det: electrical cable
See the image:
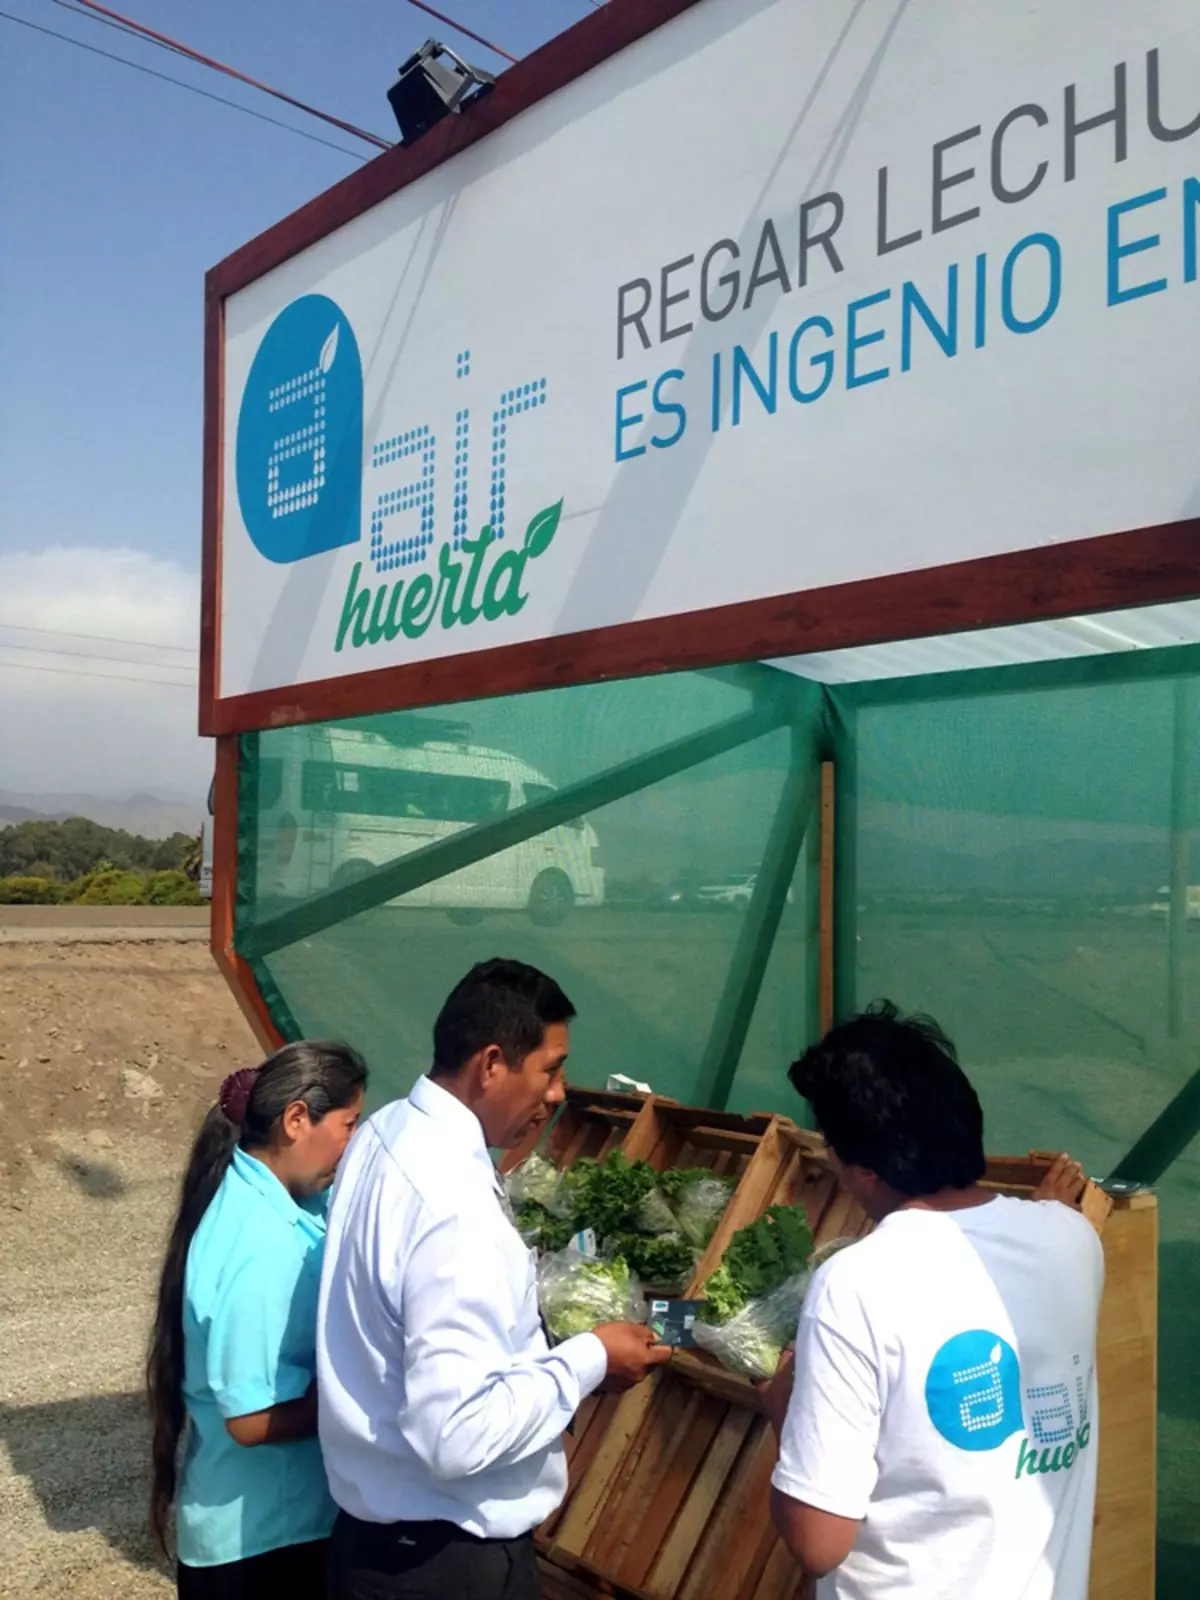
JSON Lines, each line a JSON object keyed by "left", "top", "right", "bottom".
{"left": 0, "top": 637, "right": 198, "bottom": 671}
{"left": 60, "top": 0, "right": 393, "bottom": 147}
{"left": 0, "top": 657, "right": 196, "bottom": 688}
{"left": 403, "top": 1, "right": 520, "bottom": 65}
{"left": 0, "top": 9, "right": 373, "bottom": 160}
{"left": 0, "top": 620, "right": 195, "bottom": 654}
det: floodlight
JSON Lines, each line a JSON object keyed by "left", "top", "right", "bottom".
{"left": 387, "top": 40, "right": 496, "bottom": 147}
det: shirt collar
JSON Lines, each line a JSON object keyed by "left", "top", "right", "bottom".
{"left": 231, "top": 1145, "right": 318, "bottom": 1228}
{"left": 408, "top": 1074, "right": 503, "bottom": 1195}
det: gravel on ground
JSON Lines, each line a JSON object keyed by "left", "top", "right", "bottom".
{"left": 0, "top": 941, "right": 258, "bottom": 1597}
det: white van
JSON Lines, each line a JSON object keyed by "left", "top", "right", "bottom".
{"left": 254, "top": 720, "right": 604, "bottom": 926}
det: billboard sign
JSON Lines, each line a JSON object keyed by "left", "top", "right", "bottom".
{"left": 211, "top": 0, "right": 1200, "bottom": 718}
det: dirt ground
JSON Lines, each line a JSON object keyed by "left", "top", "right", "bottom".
{"left": 0, "top": 940, "right": 258, "bottom": 1597}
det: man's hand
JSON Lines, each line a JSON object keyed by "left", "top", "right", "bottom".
{"left": 1032, "top": 1153, "right": 1086, "bottom": 1208}
{"left": 756, "top": 1348, "right": 795, "bottom": 1440}
{"left": 593, "top": 1322, "right": 673, "bottom": 1390}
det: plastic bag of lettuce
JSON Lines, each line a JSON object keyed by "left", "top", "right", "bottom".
{"left": 504, "top": 1153, "right": 575, "bottom": 1252}
{"left": 691, "top": 1205, "right": 814, "bottom": 1380}
{"left": 538, "top": 1246, "right": 645, "bottom": 1342}
{"left": 659, "top": 1169, "right": 737, "bottom": 1249}
{"left": 516, "top": 1150, "right": 699, "bottom": 1292}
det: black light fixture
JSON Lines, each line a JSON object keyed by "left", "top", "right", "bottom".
{"left": 386, "top": 40, "right": 496, "bottom": 146}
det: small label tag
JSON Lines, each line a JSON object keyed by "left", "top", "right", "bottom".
{"left": 571, "top": 1228, "right": 598, "bottom": 1259}
{"left": 647, "top": 1298, "right": 700, "bottom": 1347}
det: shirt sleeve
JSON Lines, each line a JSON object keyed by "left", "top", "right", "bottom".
{"left": 206, "top": 1246, "right": 317, "bottom": 1420}
{"left": 771, "top": 1266, "right": 883, "bottom": 1520}
{"left": 396, "top": 1208, "right": 607, "bottom": 1482}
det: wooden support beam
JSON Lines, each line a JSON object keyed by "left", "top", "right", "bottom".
{"left": 818, "top": 761, "right": 834, "bottom": 1037}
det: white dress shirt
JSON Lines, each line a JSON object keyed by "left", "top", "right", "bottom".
{"left": 317, "top": 1074, "right": 608, "bottom": 1538}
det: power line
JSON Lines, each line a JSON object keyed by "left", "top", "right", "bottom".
{"left": 0, "top": 620, "right": 196, "bottom": 654}
{"left": 404, "top": 1, "right": 520, "bottom": 65}
{"left": 0, "top": 9, "right": 373, "bottom": 161}
{"left": 0, "top": 657, "right": 196, "bottom": 689}
{"left": 50, "top": 0, "right": 188, "bottom": 56}
{"left": 62, "top": 0, "right": 393, "bottom": 149}
{"left": 0, "top": 637, "right": 198, "bottom": 672}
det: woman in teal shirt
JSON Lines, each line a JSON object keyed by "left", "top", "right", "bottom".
{"left": 147, "top": 1039, "right": 367, "bottom": 1597}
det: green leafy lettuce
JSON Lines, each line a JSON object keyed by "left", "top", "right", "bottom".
{"left": 697, "top": 1205, "right": 813, "bottom": 1325}
{"left": 512, "top": 1201, "right": 574, "bottom": 1253}
{"left": 605, "top": 1230, "right": 697, "bottom": 1289}
{"left": 541, "top": 1254, "right": 635, "bottom": 1341}
{"left": 553, "top": 1151, "right": 660, "bottom": 1241}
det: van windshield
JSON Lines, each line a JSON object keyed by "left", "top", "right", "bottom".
{"left": 301, "top": 760, "right": 510, "bottom": 823}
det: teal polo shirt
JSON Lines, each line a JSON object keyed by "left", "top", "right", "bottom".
{"left": 177, "top": 1148, "right": 336, "bottom": 1567}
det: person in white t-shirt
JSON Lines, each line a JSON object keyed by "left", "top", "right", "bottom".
{"left": 759, "top": 1001, "right": 1104, "bottom": 1600}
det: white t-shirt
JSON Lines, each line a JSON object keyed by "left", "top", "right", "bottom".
{"left": 772, "top": 1197, "right": 1105, "bottom": 1600}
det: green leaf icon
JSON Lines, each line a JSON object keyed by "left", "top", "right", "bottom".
{"left": 524, "top": 498, "right": 563, "bottom": 559}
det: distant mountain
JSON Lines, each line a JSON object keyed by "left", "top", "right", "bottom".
{"left": 0, "top": 790, "right": 204, "bottom": 840}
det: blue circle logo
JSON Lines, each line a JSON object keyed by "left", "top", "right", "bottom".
{"left": 236, "top": 294, "right": 363, "bottom": 565}
{"left": 925, "top": 1330, "right": 1022, "bottom": 1452}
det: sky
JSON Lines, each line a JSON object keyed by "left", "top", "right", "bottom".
{"left": 0, "top": 0, "right": 599, "bottom": 797}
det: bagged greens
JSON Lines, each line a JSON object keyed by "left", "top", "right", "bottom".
{"left": 633, "top": 1186, "right": 680, "bottom": 1236}
{"left": 603, "top": 1229, "right": 696, "bottom": 1293}
{"left": 537, "top": 1247, "right": 644, "bottom": 1342}
{"left": 512, "top": 1203, "right": 574, "bottom": 1253}
{"left": 693, "top": 1205, "right": 815, "bottom": 1379}
{"left": 505, "top": 1152, "right": 561, "bottom": 1209}
{"left": 504, "top": 1154, "right": 574, "bottom": 1251}
{"left": 697, "top": 1204, "right": 813, "bottom": 1324}
{"left": 664, "top": 1174, "right": 737, "bottom": 1250}
{"left": 691, "top": 1270, "right": 811, "bottom": 1380}
{"left": 508, "top": 1150, "right": 732, "bottom": 1296}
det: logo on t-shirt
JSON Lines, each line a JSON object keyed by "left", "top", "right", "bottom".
{"left": 925, "top": 1330, "right": 1094, "bottom": 1479}
{"left": 925, "top": 1329, "right": 1023, "bottom": 1452}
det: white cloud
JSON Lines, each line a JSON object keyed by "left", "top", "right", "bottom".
{"left": 0, "top": 547, "right": 211, "bottom": 797}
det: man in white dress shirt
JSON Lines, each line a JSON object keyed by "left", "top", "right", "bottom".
{"left": 317, "top": 958, "right": 670, "bottom": 1599}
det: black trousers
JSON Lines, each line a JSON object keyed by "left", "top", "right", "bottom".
{"left": 328, "top": 1510, "right": 541, "bottom": 1600}
{"left": 177, "top": 1538, "right": 329, "bottom": 1599}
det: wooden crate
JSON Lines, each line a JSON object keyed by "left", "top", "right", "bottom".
{"left": 511, "top": 1098, "right": 784, "bottom": 1559}
{"left": 500, "top": 1085, "right": 658, "bottom": 1177}
{"left": 527, "top": 1104, "right": 1156, "bottom": 1600}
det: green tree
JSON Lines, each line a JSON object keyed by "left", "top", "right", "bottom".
{"left": 0, "top": 817, "right": 189, "bottom": 880}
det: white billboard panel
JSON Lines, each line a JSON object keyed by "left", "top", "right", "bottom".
{"left": 217, "top": 0, "right": 1200, "bottom": 703}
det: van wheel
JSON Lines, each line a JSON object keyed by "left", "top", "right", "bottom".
{"left": 333, "top": 860, "right": 374, "bottom": 889}
{"left": 529, "top": 870, "right": 573, "bottom": 928}
{"left": 447, "top": 908, "right": 484, "bottom": 925}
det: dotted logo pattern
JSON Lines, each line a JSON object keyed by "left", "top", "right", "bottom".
{"left": 490, "top": 379, "right": 547, "bottom": 540}
{"left": 370, "top": 426, "right": 436, "bottom": 571}
{"left": 924, "top": 1330, "right": 1023, "bottom": 1453}
{"left": 453, "top": 403, "right": 471, "bottom": 551}
{"left": 236, "top": 294, "right": 363, "bottom": 566}
{"left": 266, "top": 367, "right": 327, "bottom": 518}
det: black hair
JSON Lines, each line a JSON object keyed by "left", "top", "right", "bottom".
{"left": 146, "top": 1039, "right": 367, "bottom": 1553}
{"left": 788, "top": 1000, "right": 985, "bottom": 1196}
{"left": 432, "top": 957, "right": 575, "bottom": 1075}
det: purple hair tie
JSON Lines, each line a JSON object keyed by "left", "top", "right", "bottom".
{"left": 218, "top": 1067, "right": 259, "bottom": 1127}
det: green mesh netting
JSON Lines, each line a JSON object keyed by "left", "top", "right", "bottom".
{"left": 231, "top": 646, "right": 1199, "bottom": 1597}
{"left": 234, "top": 665, "right": 822, "bottom": 1117}
{"left": 832, "top": 660, "right": 1200, "bottom": 1596}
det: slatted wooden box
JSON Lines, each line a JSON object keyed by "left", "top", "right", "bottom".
{"left": 503, "top": 1094, "right": 783, "bottom": 1560}
{"left": 512, "top": 1100, "right": 1156, "bottom": 1600}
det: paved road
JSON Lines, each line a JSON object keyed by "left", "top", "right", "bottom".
{"left": 0, "top": 908, "right": 210, "bottom": 945}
